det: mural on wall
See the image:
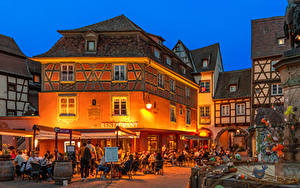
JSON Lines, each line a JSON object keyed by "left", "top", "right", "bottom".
{"left": 255, "top": 106, "right": 285, "bottom": 162}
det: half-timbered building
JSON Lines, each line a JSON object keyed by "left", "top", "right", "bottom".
{"left": 18, "top": 15, "right": 199, "bottom": 154}
{"left": 251, "top": 16, "right": 290, "bottom": 122}
{"left": 173, "top": 41, "right": 223, "bottom": 147}
{"left": 213, "top": 69, "right": 251, "bottom": 151}
{"left": 0, "top": 34, "right": 31, "bottom": 117}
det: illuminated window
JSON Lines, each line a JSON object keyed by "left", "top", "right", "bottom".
{"left": 166, "top": 56, "right": 172, "bottom": 66}
{"left": 87, "top": 40, "right": 96, "bottom": 52}
{"left": 158, "top": 73, "right": 164, "bottom": 88}
{"left": 202, "top": 59, "right": 208, "bottom": 67}
{"left": 236, "top": 103, "right": 245, "bottom": 115}
{"left": 200, "top": 81, "right": 210, "bottom": 93}
{"left": 199, "top": 106, "right": 210, "bottom": 117}
{"left": 59, "top": 97, "right": 76, "bottom": 116}
{"left": 278, "top": 38, "right": 285, "bottom": 45}
{"left": 114, "top": 65, "right": 126, "bottom": 81}
{"left": 221, "top": 104, "right": 230, "bottom": 117}
{"left": 186, "top": 109, "right": 191, "bottom": 125}
{"left": 229, "top": 85, "right": 237, "bottom": 92}
{"left": 154, "top": 48, "right": 160, "bottom": 59}
{"left": 185, "top": 87, "right": 190, "bottom": 97}
{"left": 170, "top": 105, "right": 176, "bottom": 122}
{"left": 272, "top": 84, "right": 283, "bottom": 95}
{"left": 61, "top": 64, "right": 74, "bottom": 81}
{"left": 34, "top": 75, "right": 40, "bottom": 83}
{"left": 170, "top": 79, "right": 175, "bottom": 92}
{"left": 113, "top": 97, "right": 127, "bottom": 115}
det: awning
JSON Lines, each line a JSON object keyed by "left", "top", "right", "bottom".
{"left": 0, "top": 128, "right": 33, "bottom": 137}
{"left": 180, "top": 135, "right": 211, "bottom": 140}
{"left": 35, "top": 125, "right": 81, "bottom": 140}
{"left": 81, "top": 131, "right": 140, "bottom": 139}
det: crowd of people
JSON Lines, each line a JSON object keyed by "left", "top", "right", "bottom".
{"left": 2, "top": 142, "right": 241, "bottom": 182}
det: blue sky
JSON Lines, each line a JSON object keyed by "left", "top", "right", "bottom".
{"left": 0, "top": 0, "right": 287, "bottom": 71}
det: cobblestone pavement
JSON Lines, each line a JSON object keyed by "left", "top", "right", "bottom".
{"left": 0, "top": 166, "right": 190, "bottom": 188}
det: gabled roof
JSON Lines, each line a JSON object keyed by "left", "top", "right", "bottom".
{"left": 0, "top": 34, "right": 25, "bottom": 57}
{"left": 172, "top": 40, "right": 196, "bottom": 71}
{"left": 214, "top": 68, "right": 251, "bottom": 100}
{"left": 190, "top": 43, "right": 220, "bottom": 73}
{"left": 251, "top": 16, "right": 291, "bottom": 59}
{"left": 0, "top": 53, "right": 30, "bottom": 78}
{"left": 58, "top": 15, "right": 143, "bottom": 34}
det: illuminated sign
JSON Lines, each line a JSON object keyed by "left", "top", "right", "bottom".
{"left": 96, "top": 122, "right": 138, "bottom": 129}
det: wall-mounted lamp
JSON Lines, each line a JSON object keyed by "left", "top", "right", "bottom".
{"left": 34, "top": 139, "right": 38, "bottom": 148}
{"left": 77, "top": 141, "right": 81, "bottom": 148}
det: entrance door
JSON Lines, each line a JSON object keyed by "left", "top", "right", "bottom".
{"left": 147, "top": 135, "right": 159, "bottom": 153}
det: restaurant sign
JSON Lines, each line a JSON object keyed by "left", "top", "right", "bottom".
{"left": 96, "top": 122, "right": 138, "bottom": 129}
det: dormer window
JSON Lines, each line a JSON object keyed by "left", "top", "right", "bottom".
{"left": 158, "top": 40, "right": 162, "bottom": 45}
{"left": 154, "top": 48, "right": 160, "bottom": 59}
{"left": 229, "top": 85, "right": 237, "bottom": 92}
{"left": 166, "top": 56, "right": 172, "bottom": 66}
{"left": 87, "top": 40, "right": 96, "bottom": 52}
{"left": 278, "top": 38, "right": 285, "bottom": 45}
{"left": 202, "top": 59, "right": 208, "bottom": 67}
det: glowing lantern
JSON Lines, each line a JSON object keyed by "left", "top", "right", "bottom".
{"left": 34, "top": 139, "right": 38, "bottom": 148}
{"left": 145, "top": 103, "right": 152, "bottom": 110}
{"left": 77, "top": 141, "right": 81, "bottom": 148}
{"left": 199, "top": 131, "right": 208, "bottom": 137}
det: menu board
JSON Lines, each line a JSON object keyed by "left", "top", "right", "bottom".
{"left": 105, "top": 147, "right": 118, "bottom": 162}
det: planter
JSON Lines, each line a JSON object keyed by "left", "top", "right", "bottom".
{"left": 53, "top": 160, "right": 72, "bottom": 185}
{"left": 0, "top": 155, "right": 14, "bottom": 181}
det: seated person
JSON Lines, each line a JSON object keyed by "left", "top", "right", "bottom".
{"left": 132, "top": 155, "right": 140, "bottom": 173}
{"left": 118, "top": 154, "right": 133, "bottom": 175}
{"left": 96, "top": 155, "right": 110, "bottom": 179}
{"left": 25, "top": 152, "right": 38, "bottom": 172}
{"left": 14, "top": 151, "right": 27, "bottom": 177}
{"left": 154, "top": 153, "right": 163, "bottom": 173}
{"left": 41, "top": 153, "right": 52, "bottom": 179}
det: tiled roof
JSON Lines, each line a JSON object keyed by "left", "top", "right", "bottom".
{"left": 0, "top": 52, "right": 30, "bottom": 78}
{"left": 0, "top": 34, "right": 25, "bottom": 57}
{"left": 58, "top": 15, "right": 143, "bottom": 33}
{"left": 251, "top": 16, "right": 291, "bottom": 59}
{"left": 214, "top": 68, "right": 251, "bottom": 99}
{"left": 27, "top": 59, "right": 41, "bottom": 74}
{"left": 190, "top": 43, "right": 220, "bottom": 73}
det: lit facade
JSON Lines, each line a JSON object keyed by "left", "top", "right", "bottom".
{"left": 26, "top": 15, "right": 199, "bottom": 154}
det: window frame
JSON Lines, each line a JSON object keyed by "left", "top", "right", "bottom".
{"left": 221, "top": 104, "right": 230, "bottom": 117}
{"left": 278, "top": 38, "right": 285, "bottom": 45}
{"left": 61, "top": 64, "right": 74, "bottom": 82}
{"left": 186, "top": 109, "right": 191, "bottom": 125}
{"left": 166, "top": 56, "right": 172, "bottom": 66}
{"left": 236, "top": 103, "right": 246, "bottom": 116}
{"left": 7, "top": 83, "right": 16, "bottom": 91}
{"left": 170, "top": 105, "right": 176, "bottom": 122}
{"left": 59, "top": 96, "right": 77, "bottom": 117}
{"left": 158, "top": 73, "right": 164, "bottom": 88}
{"left": 199, "top": 106, "right": 210, "bottom": 118}
{"left": 271, "top": 60, "right": 278, "bottom": 71}
{"left": 200, "top": 81, "right": 210, "bottom": 93}
{"left": 169, "top": 79, "right": 175, "bottom": 93}
{"left": 229, "top": 85, "right": 237, "bottom": 92}
{"left": 185, "top": 87, "right": 190, "bottom": 97}
{"left": 86, "top": 40, "right": 96, "bottom": 52}
{"left": 271, "top": 84, "right": 283, "bottom": 96}
{"left": 202, "top": 59, "right": 208, "bottom": 67}
{"left": 112, "top": 97, "right": 128, "bottom": 116}
{"left": 154, "top": 48, "right": 160, "bottom": 59}
{"left": 113, "top": 64, "right": 127, "bottom": 81}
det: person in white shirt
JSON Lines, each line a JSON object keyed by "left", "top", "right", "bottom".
{"left": 26, "top": 153, "right": 38, "bottom": 171}
{"left": 14, "top": 151, "right": 27, "bottom": 176}
{"left": 96, "top": 155, "right": 110, "bottom": 179}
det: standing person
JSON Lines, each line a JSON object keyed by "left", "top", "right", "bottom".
{"left": 14, "top": 151, "right": 27, "bottom": 177}
{"left": 87, "top": 140, "right": 97, "bottom": 176}
{"left": 80, "top": 143, "right": 91, "bottom": 181}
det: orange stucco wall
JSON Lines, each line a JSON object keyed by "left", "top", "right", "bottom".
{"left": 37, "top": 91, "right": 197, "bottom": 132}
